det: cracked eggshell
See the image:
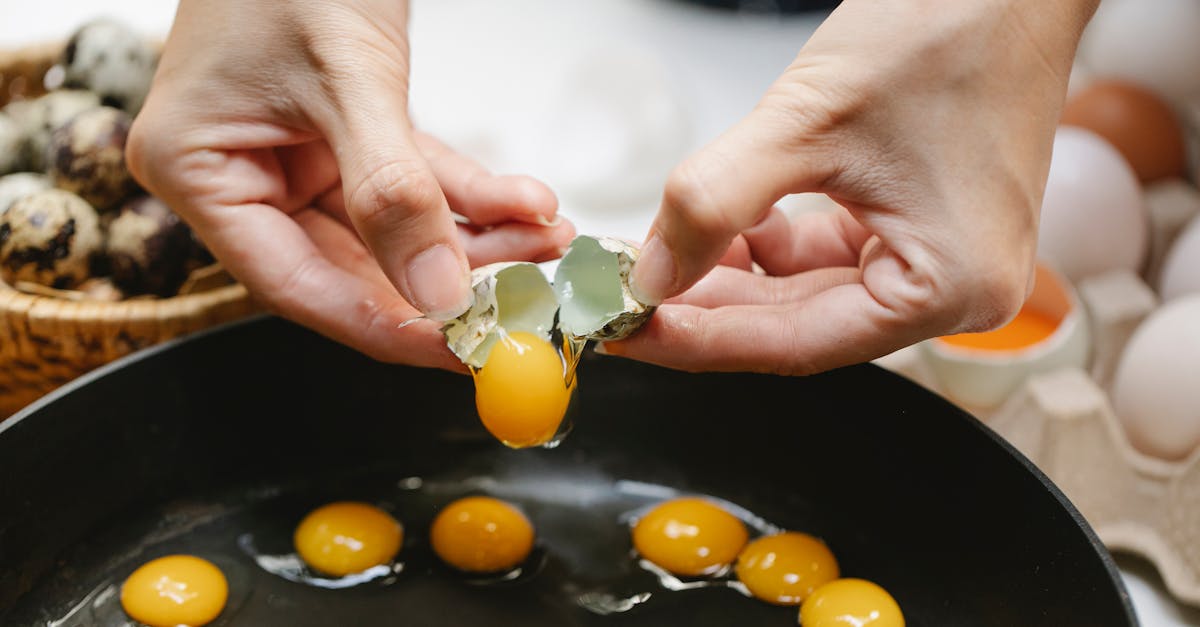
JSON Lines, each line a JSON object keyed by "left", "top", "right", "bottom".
{"left": 442, "top": 261, "right": 558, "bottom": 368}
{"left": 554, "top": 235, "right": 653, "bottom": 341}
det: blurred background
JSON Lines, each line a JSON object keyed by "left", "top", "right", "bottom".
{"left": 2, "top": 1, "right": 1199, "bottom": 625}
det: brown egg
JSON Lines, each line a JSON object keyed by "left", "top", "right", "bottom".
{"left": 1061, "top": 79, "right": 1188, "bottom": 183}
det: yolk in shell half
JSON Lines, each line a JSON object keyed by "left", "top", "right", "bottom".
{"left": 120, "top": 554, "right": 228, "bottom": 627}
{"left": 293, "top": 501, "right": 403, "bottom": 577}
{"left": 631, "top": 497, "right": 749, "bottom": 576}
{"left": 473, "top": 331, "right": 575, "bottom": 448}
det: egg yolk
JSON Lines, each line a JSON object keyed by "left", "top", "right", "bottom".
{"left": 799, "top": 578, "right": 905, "bottom": 627}
{"left": 938, "top": 305, "right": 1058, "bottom": 351}
{"left": 631, "top": 497, "right": 749, "bottom": 576}
{"left": 473, "top": 331, "right": 575, "bottom": 448}
{"left": 430, "top": 495, "right": 535, "bottom": 573}
{"left": 293, "top": 501, "right": 403, "bottom": 577}
{"left": 735, "top": 532, "right": 839, "bottom": 605}
{"left": 120, "top": 555, "right": 228, "bottom": 627}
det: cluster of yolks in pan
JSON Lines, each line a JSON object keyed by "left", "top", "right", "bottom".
{"left": 632, "top": 498, "right": 903, "bottom": 625}
{"left": 472, "top": 331, "right": 576, "bottom": 448}
{"left": 430, "top": 496, "right": 536, "bottom": 573}
{"left": 120, "top": 555, "right": 228, "bottom": 627}
{"left": 293, "top": 501, "right": 404, "bottom": 577}
{"left": 938, "top": 304, "right": 1059, "bottom": 351}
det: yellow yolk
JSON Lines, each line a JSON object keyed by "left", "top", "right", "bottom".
{"left": 430, "top": 496, "right": 536, "bottom": 573}
{"left": 473, "top": 331, "right": 575, "bottom": 448}
{"left": 938, "top": 305, "right": 1059, "bottom": 351}
{"left": 799, "top": 578, "right": 905, "bottom": 627}
{"left": 293, "top": 501, "right": 403, "bottom": 577}
{"left": 631, "top": 497, "right": 749, "bottom": 577}
{"left": 735, "top": 532, "right": 839, "bottom": 605}
{"left": 120, "top": 555, "right": 228, "bottom": 627}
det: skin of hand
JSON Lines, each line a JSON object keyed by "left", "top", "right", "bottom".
{"left": 126, "top": 0, "right": 574, "bottom": 372}
{"left": 607, "top": 0, "right": 1100, "bottom": 375}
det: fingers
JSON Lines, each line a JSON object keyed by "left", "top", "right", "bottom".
{"left": 415, "top": 133, "right": 560, "bottom": 227}
{"left": 197, "top": 200, "right": 464, "bottom": 372}
{"left": 600, "top": 282, "right": 923, "bottom": 376}
{"left": 316, "top": 70, "right": 472, "bottom": 322}
{"left": 742, "top": 206, "right": 872, "bottom": 276}
{"left": 459, "top": 220, "right": 577, "bottom": 267}
{"left": 668, "top": 265, "right": 861, "bottom": 309}
{"left": 630, "top": 105, "right": 837, "bottom": 305}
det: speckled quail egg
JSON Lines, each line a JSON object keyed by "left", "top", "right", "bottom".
{"left": 0, "top": 172, "right": 52, "bottom": 216}
{"left": 0, "top": 113, "right": 25, "bottom": 175}
{"left": 441, "top": 235, "right": 654, "bottom": 448}
{"left": 0, "top": 188, "right": 102, "bottom": 289}
{"left": 47, "top": 105, "right": 135, "bottom": 211}
{"left": 60, "top": 17, "right": 158, "bottom": 114}
{"left": 3, "top": 89, "right": 101, "bottom": 172}
{"left": 106, "top": 195, "right": 196, "bottom": 296}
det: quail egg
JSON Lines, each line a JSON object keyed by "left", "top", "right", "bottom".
{"left": 106, "top": 195, "right": 195, "bottom": 296}
{"left": 60, "top": 17, "right": 159, "bottom": 114}
{"left": 47, "top": 105, "right": 136, "bottom": 212}
{"left": 0, "top": 172, "right": 52, "bottom": 216}
{"left": 441, "top": 235, "right": 654, "bottom": 448}
{"left": 3, "top": 89, "right": 101, "bottom": 172}
{"left": 0, "top": 113, "right": 24, "bottom": 175}
{"left": 0, "top": 188, "right": 102, "bottom": 289}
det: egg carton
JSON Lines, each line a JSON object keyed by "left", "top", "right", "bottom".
{"left": 875, "top": 256, "right": 1200, "bottom": 606}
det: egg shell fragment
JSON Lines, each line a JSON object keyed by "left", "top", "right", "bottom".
{"left": 442, "top": 261, "right": 558, "bottom": 368}
{"left": 554, "top": 235, "right": 653, "bottom": 341}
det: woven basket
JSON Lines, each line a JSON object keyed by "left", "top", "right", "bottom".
{"left": 0, "top": 41, "right": 259, "bottom": 417}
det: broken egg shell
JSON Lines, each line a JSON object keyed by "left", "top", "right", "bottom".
{"left": 554, "top": 235, "right": 654, "bottom": 341}
{"left": 441, "top": 261, "right": 559, "bottom": 368}
{"left": 441, "top": 235, "right": 656, "bottom": 368}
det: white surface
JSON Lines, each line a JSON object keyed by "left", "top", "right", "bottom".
{"left": 2, "top": 2, "right": 1195, "bottom": 625}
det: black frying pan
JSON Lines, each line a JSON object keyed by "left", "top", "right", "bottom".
{"left": 0, "top": 316, "right": 1137, "bottom": 626}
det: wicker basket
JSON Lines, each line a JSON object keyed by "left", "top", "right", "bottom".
{"left": 0, "top": 41, "right": 259, "bottom": 417}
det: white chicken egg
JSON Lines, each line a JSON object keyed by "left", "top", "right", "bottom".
{"left": 1037, "top": 126, "right": 1148, "bottom": 283}
{"left": 1112, "top": 295, "right": 1200, "bottom": 461}
{"left": 1159, "top": 214, "right": 1200, "bottom": 301}
{"left": 1078, "top": 0, "right": 1200, "bottom": 103}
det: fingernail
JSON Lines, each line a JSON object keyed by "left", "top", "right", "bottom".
{"left": 630, "top": 235, "right": 674, "bottom": 306}
{"left": 407, "top": 245, "right": 472, "bottom": 321}
{"left": 531, "top": 213, "right": 562, "bottom": 227}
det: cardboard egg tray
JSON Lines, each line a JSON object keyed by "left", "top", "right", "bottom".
{"left": 874, "top": 184, "right": 1200, "bottom": 606}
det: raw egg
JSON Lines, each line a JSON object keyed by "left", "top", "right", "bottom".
{"left": 1079, "top": 0, "right": 1200, "bottom": 103}
{"left": 1159, "top": 214, "right": 1200, "bottom": 301}
{"left": 120, "top": 555, "right": 228, "bottom": 627}
{"left": 430, "top": 495, "right": 536, "bottom": 573}
{"left": 473, "top": 330, "right": 575, "bottom": 448}
{"left": 631, "top": 497, "right": 749, "bottom": 577}
{"left": 1037, "top": 126, "right": 1147, "bottom": 283}
{"left": 1111, "top": 295, "right": 1200, "bottom": 460}
{"left": 923, "top": 262, "right": 1090, "bottom": 411}
{"left": 1061, "top": 79, "right": 1188, "bottom": 183}
{"left": 293, "top": 501, "right": 403, "bottom": 577}
{"left": 799, "top": 578, "right": 905, "bottom": 627}
{"left": 735, "top": 532, "right": 839, "bottom": 605}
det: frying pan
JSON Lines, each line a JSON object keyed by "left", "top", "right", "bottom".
{"left": 0, "top": 315, "right": 1137, "bottom": 626}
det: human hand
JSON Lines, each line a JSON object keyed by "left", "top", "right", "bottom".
{"left": 608, "top": 0, "right": 1098, "bottom": 375}
{"left": 127, "top": 0, "right": 574, "bottom": 371}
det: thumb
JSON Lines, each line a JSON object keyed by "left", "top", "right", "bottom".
{"left": 631, "top": 103, "right": 836, "bottom": 305}
{"left": 317, "top": 69, "right": 472, "bottom": 322}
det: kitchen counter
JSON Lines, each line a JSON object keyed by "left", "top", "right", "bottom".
{"left": 3, "top": 1, "right": 1198, "bottom": 624}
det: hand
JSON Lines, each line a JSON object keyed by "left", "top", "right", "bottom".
{"left": 609, "top": 0, "right": 1098, "bottom": 375}
{"left": 127, "top": 0, "right": 574, "bottom": 371}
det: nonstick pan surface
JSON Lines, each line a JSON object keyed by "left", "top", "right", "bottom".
{"left": 0, "top": 316, "right": 1136, "bottom": 626}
